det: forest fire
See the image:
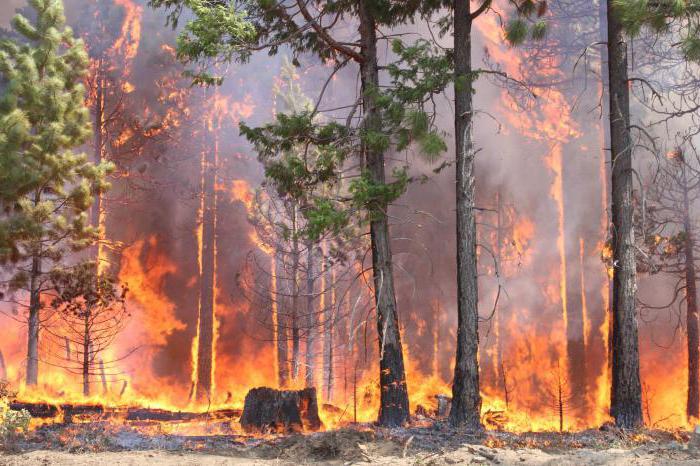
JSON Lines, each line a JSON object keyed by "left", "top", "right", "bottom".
{"left": 3, "top": 2, "right": 700, "bottom": 463}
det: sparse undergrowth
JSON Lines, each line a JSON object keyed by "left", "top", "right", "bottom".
{"left": 0, "top": 383, "right": 31, "bottom": 452}
{"left": 0, "top": 418, "right": 697, "bottom": 465}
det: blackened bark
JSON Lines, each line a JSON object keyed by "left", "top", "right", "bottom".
{"left": 449, "top": 0, "right": 482, "bottom": 430}
{"left": 26, "top": 254, "right": 41, "bottom": 386}
{"left": 195, "top": 143, "right": 217, "bottom": 402}
{"left": 358, "top": 0, "right": 409, "bottom": 427}
{"left": 682, "top": 164, "right": 699, "bottom": 420}
{"left": 607, "top": 0, "right": 643, "bottom": 429}
{"left": 240, "top": 387, "right": 322, "bottom": 433}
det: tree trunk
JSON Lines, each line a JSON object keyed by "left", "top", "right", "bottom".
{"left": 240, "top": 387, "right": 322, "bottom": 433}
{"left": 323, "top": 255, "right": 335, "bottom": 401}
{"left": 291, "top": 204, "right": 301, "bottom": 381}
{"left": 99, "top": 359, "right": 108, "bottom": 393}
{"left": 276, "top": 254, "right": 289, "bottom": 388}
{"left": 83, "top": 312, "right": 90, "bottom": 397}
{"left": 606, "top": 0, "right": 643, "bottom": 429}
{"left": 495, "top": 189, "right": 504, "bottom": 381}
{"left": 358, "top": 0, "right": 410, "bottom": 427}
{"left": 195, "top": 141, "right": 217, "bottom": 402}
{"left": 682, "top": 164, "right": 699, "bottom": 420}
{"left": 26, "top": 254, "right": 41, "bottom": 386}
{"left": 449, "top": 0, "right": 482, "bottom": 430}
{"left": 0, "top": 349, "right": 6, "bottom": 380}
{"left": 92, "top": 58, "right": 105, "bottom": 271}
{"left": 304, "top": 241, "right": 316, "bottom": 388}
{"left": 599, "top": 0, "right": 614, "bottom": 389}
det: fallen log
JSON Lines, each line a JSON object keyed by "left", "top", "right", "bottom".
{"left": 9, "top": 402, "right": 59, "bottom": 419}
{"left": 125, "top": 407, "right": 241, "bottom": 422}
{"left": 240, "top": 387, "right": 322, "bottom": 433}
{"left": 61, "top": 404, "right": 104, "bottom": 423}
{"left": 10, "top": 401, "right": 241, "bottom": 424}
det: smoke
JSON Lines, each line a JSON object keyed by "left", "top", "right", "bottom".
{"left": 0, "top": 0, "right": 694, "bottom": 429}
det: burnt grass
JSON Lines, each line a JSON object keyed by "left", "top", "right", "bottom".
{"left": 0, "top": 417, "right": 694, "bottom": 462}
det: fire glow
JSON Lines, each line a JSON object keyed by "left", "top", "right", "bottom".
{"left": 0, "top": 0, "right": 692, "bottom": 435}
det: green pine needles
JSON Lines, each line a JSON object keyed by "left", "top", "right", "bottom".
{"left": 0, "top": 0, "right": 113, "bottom": 385}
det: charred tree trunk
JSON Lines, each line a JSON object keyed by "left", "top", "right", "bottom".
{"left": 682, "top": 164, "right": 699, "bottom": 420}
{"left": 304, "top": 242, "right": 316, "bottom": 388}
{"left": 195, "top": 142, "right": 217, "bottom": 403}
{"left": 26, "top": 253, "right": 41, "bottom": 386}
{"left": 606, "top": 0, "right": 643, "bottom": 429}
{"left": 276, "top": 254, "right": 290, "bottom": 388}
{"left": 240, "top": 387, "right": 322, "bottom": 433}
{"left": 450, "top": 0, "right": 483, "bottom": 430}
{"left": 358, "top": 0, "right": 410, "bottom": 427}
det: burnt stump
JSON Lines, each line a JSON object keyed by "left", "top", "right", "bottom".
{"left": 240, "top": 387, "right": 322, "bottom": 433}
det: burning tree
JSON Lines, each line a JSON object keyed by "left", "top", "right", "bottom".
{"left": 181, "top": 1, "right": 443, "bottom": 427}
{"left": 48, "top": 261, "right": 129, "bottom": 396}
{"left": 637, "top": 147, "right": 700, "bottom": 421}
{"left": 0, "top": 0, "right": 113, "bottom": 387}
{"left": 602, "top": 0, "right": 700, "bottom": 428}
{"left": 241, "top": 61, "right": 363, "bottom": 395}
{"left": 67, "top": 0, "right": 189, "bottom": 273}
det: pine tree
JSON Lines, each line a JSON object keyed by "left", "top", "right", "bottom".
{"left": 606, "top": 0, "right": 644, "bottom": 428}
{"left": 0, "top": 0, "right": 112, "bottom": 386}
{"left": 150, "top": 0, "right": 448, "bottom": 426}
{"left": 449, "top": 0, "right": 491, "bottom": 431}
{"left": 49, "top": 260, "right": 128, "bottom": 396}
{"left": 613, "top": 0, "right": 700, "bottom": 62}
{"left": 637, "top": 148, "right": 700, "bottom": 421}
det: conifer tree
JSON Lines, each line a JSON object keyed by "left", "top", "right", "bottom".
{"left": 0, "top": 0, "right": 112, "bottom": 386}
{"left": 613, "top": 0, "right": 700, "bottom": 62}
{"left": 150, "top": 0, "right": 448, "bottom": 426}
{"left": 605, "top": 0, "right": 644, "bottom": 429}
{"left": 637, "top": 148, "right": 700, "bottom": 421}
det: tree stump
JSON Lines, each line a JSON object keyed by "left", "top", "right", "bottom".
{"left": 240, "top": 387, "right": 322, "bottom": 433}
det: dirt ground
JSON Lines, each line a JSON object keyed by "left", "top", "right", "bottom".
{"left": 2, "top": 423, "right": 700, "bottom": 465}
{"left": 2, "top": 444, "right": 700, "bottom": 465}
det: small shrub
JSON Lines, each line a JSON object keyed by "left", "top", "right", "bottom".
{"left": 0, "top": 382, "right": 31, "bottom": 450}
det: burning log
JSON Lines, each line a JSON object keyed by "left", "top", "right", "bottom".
{"left": 62, "top": 404, "right": 105, "bottom": 424}
{"left": 10, "top": 401, "right": 241, "bottom": 424}
{"left": 9, "top": 402, "right": 59, "bottom": 419}
{"left": 240, "top": 387, "right": 322, "bottom": 433}
{"left": 125, "top": 407, "right": 241, "bottom": 422}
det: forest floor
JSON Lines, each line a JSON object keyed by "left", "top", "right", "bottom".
{"left": 1, "top": 421, "right": 699, "bottom": 465}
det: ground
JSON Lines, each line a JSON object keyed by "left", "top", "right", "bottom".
{"left": 1, "top": 423, "right": 699, "bottom": 465}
